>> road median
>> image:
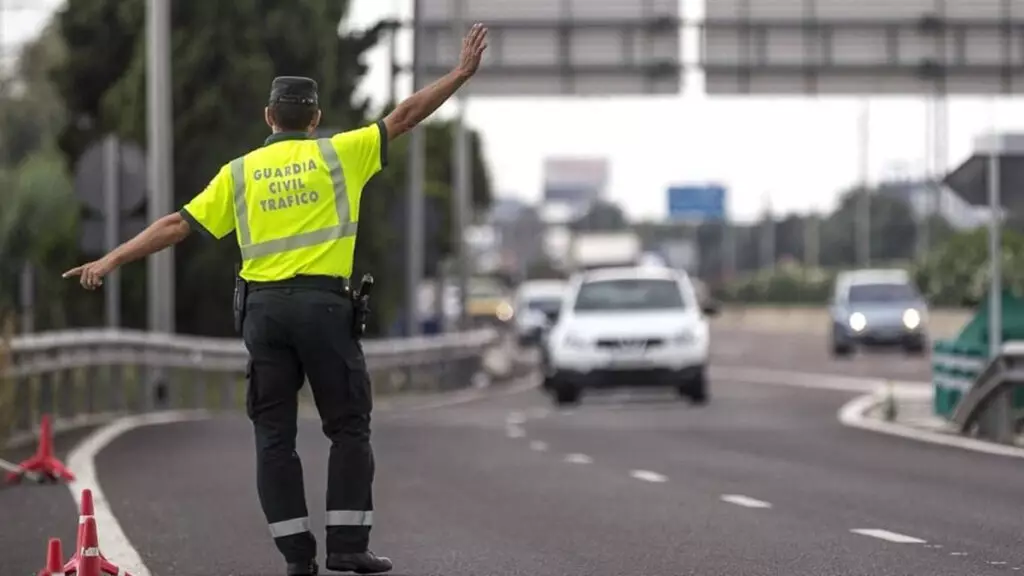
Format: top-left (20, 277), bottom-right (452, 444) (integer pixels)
top-left (713, 306), bottom-right (972, 339)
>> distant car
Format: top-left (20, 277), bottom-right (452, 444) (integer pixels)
top-left (512, 280), bottom-right (566, 346)
top-left (466, 277), bottom-right (514, 327)
top-left (542, 266), bottom-right (716, 406)
top-left (828, 269), bottom-right (929, 357)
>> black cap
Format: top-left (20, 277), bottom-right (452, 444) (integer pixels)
top-left (269, 76), bottom-right (318, 106)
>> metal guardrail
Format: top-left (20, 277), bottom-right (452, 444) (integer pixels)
top-left (949, 341), bottom-right (1024, 443)
top-left (0, 327), bottom-right (500, 447)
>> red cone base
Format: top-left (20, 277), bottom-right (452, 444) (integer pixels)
top-left (64, 490), bottom-right (133, 576)
top-left (38, 537), bottom-right (64, 576)
top-left (5, 415), bottom-right (75, 484)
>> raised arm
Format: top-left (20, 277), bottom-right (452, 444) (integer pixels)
top-left (382, 23), bottom-right (488, 141)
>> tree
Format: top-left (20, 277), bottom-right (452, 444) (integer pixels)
top-left (50, 0), bottom-right (387, 335)
top-left (0, 23), bottom-right (78, 325)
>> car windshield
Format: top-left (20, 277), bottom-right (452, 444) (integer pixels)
top-left (469, 281), bottom-right (504, 299)
top-left (848, 282), bottom-right (919, 303)
top-left (526, 297), bottom-right (562, 313)
top-left (573, 279), bottom-right (685, 311)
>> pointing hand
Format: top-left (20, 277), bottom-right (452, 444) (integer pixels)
top-left (63, 257), bottom-right (115, 290)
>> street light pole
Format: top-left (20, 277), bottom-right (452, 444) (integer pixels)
top-left (146, 0), bottom-right (175, 335)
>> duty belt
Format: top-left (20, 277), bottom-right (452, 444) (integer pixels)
top-left (247, 275), bottom-right (350, 294)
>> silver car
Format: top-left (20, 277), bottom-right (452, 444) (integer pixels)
top-left (828, 269), bottom-right (929, 357)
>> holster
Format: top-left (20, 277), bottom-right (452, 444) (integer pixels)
top-left (351, 292), bottom-right (370, 339)
top-left (233, 265), bottom-right (248, 334)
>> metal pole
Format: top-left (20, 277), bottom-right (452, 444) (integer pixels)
top-left (405, 0), bottom-right (425, 337)
top-left (805, 214), bottom-right (819, 267)
top-left (919, 98), bottom-right (933, 259)
top-left (18, 263), bottom-right (33, 333)
top-left (988, 148), bottom-right (1002, 360)
top-left (857, 99), bottom-right (871, 267)
top-left (452, 0), bottom-right (470, 330)
top-left (146, 0), bottom-right (174, 334)
top-left (103, 135), bottom-right (122, 328)
top-left (935, 95), bottom-right (949, 228)
top-left (453, 100), bottom-right (471, 330)
top-left (761, 193), bottom-right (774, 271)
top-left (146, 0), bottom-right (174, 410)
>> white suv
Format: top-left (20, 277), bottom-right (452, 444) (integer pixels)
top-left (543, 267), bottom-right (714, 406)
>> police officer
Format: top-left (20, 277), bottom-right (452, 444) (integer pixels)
top-left (62, 23), bottom-right (489, 576)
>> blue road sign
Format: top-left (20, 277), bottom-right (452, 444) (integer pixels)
top-left (667, 185), bottom-right (726, 222)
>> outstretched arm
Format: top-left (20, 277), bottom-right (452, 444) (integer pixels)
top-left (382, 23), bottom-right (488, 141)
top-left (63, 213), bottom-right (192, 290)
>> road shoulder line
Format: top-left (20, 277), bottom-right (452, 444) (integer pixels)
top-left (64, 410), bottom-right (212, 576)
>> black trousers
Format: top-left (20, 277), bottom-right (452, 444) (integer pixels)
top-left (242, 285), bottom-right (375, 563)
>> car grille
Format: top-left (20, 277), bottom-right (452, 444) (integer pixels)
top-left (595, 338), bottom-right (664, 349)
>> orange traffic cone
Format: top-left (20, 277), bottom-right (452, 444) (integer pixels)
top-left (37, 538), bottom-right (64, 576)
top-left (64, 489), bottom-right (133, 576)
top-left (5, 415), bottom-right (74, 484)
top-left (78, 517), bottom-right (102, 576)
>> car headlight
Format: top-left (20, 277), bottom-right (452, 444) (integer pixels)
top-left (562, 333), bottom-right (588, 348)
top-left (848, 312), bottom-right (867, 332)
top-left (902, 308), bottom-right (921, 330)
top-left (495, 301), bottom-right (514, 322)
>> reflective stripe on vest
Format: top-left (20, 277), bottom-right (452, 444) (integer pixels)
top-left (231, 138), bottom-right (359, 260)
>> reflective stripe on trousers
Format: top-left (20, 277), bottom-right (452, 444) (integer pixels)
top-left (268, 516), bottom-right (311, 538)
top-left (326, 510), bottom-right (374, 526)
top-left (231, 138), bottom-right (358, 261)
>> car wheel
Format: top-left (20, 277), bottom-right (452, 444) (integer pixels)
top-left (831, 335), bottom-right (853, 358)
top-left (903, 341), bottom-right (926, 356)
top-left (553, 385), bottom-right (581, 406)
top-left (678, 368), bottom-right (708, 405)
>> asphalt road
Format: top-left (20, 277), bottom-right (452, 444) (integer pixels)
top-left (5, 328), bottom-right (1023, 576)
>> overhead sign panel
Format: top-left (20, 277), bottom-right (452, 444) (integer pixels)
top-left (421, 0), bottom-right (683, 96)
top-left (702, 0), bottom-right (1024, 95)
top-left (667, 185), bottom-right (726, 222)
top-left (543, 157), bottom-right (608, 205)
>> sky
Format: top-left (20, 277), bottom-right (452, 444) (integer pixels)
top-left (6, 0), bottom-right (1024, 224)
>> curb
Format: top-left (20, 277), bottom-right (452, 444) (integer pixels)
top-left (837, 392), bottom-right (1024, 459)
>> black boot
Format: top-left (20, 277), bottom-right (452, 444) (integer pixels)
top-left (287, 560), bottom-right (319, 576)
top-left (325, 551), bottom-right (393, 574)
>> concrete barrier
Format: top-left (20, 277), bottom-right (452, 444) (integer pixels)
top-left (712, 306), bottom-right (973, 339)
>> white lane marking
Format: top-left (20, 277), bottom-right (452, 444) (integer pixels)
top-left (505, 411), bottom-right (526, 425)
top-left (838, 393), bottom-right (1024, 460)
top-left (564, 453), bottom-right (593, 464)
top-left (66, 410), bottom-right (211, 576)
top-left (505, 425), bottom-right (525, 438)
top-left (529, 441), bottom-right (548, 452)
top-left (850, 529), bottom-right (927, 544)
top-left (950, 552), bottom-right (968, 556)
top-left (720, 494), bottom-right (772, 509)
top-left (629, 470), bottom-right (668, 483)
top-left (558, 409), bottom-right (576, 416)
top-left (989, 561), bottom-right (1008, 566)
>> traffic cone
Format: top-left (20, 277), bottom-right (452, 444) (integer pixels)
top-left (4, 415), bottom-right (75, 484)
top-left (78, 517), bottom-right (103, 576)
top-left (64, 489), bottom-right (133, 576)
top-left (37, 538), bottom-right (64, 576)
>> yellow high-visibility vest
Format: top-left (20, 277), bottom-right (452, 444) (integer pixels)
top-left (181, 122), bottom-right (387, 282)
